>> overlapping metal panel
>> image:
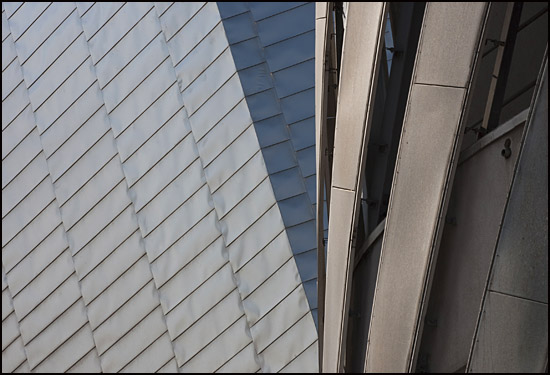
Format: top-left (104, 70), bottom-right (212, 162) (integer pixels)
top-left (2, 2), bottom-right (318, 372)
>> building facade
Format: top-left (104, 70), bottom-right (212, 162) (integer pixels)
top-left (317, 2), bottom-right (547, 373)
top-left (2, 2), bottom-right (318, 372)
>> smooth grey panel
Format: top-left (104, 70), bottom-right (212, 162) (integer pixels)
top-left (60, 156), bottom-right (123, 231)
top-left (143, 184), bottom-right (212, 257)
top-left (150, 212), bottom-right (220, 285)
top-left (122, 332), bottom-right (174, 373)
top-left (116, 83), bottom-right (183, 161)
top-left (220, 177), bottom-right (275, 245)
top-left (136, 159), bottom-right (203, 236)
top-left (230, 37), bottom-right (265, 70)
top-left (32, 324), bottom-right (99, 373)
top-left (19, 274), bottom-right (79, 345)
top-left (2, 33), bottom-right (17, 71)
top-left (286, 219), bottom-right (316, 255)
top-left (227, 204), bottom-right (285, 270)
top-left (238, 63), bottom-right (274, 96)
top-left (12, 3), bottom-right (75, 64)
top-left (159, 236), bottom-right (226, 312)
top-left (217, 2), bottom-right (248, 19)
top-left (296, 145), bottom-right (315, 177)
top-left (256, 3), bottom-right (313, 47)
top-left (245, 88), bottom-right (280, 122)
top-left (2, 53), bottom-right (23, 100)
top-left (24, 299), bottom-right (87, 369)
top-left (86, 258), bottom-right (151, 329)
top-left (278, 193), bottom-right (314, 227)
top-left (6, 224), bottom-right (66, 296)
top-left (94, 9), bottom-right (159, 87)
top-left (34, 57), bottom-right (95, 133)
top-left (75, 2), bottom-right (95, 17)
top-left (100, 306), bottom-right (166, 372)
top-left (79, 2), bottom-right (124, 38)
top-left (212, 151), bottom-right (267, 219)
top-left (196, 99), bottom-right (252, 166)
top-left (173, 22), bottom-right (228, 91)
top-left (13, 250), bottom-right (73, 321)
top-left (489, 68), bottom-right (548, 303)
top-left (86, 2), bottom-right (153, 63)
top-left (140, 162), bottom-right (205, 234)
top-left (158, 2), bottom-right (204, 42)
top-left (260, 313), bottom-right (317, 373)
top-left (122, 108), bottom-right (190, 187)
top-left (129, 132), bottom-right (198, 212)
top-left (263, 30), bottom-right (314, 72)
top-left (414, 2), bottom-right (486, 87)
top-left (182, 48), bottom-right (235, 115)
top-left (216, 342), bottom-right (260, 373)
top-left (273, 59), bottom-right (314, 99)
top-left (2, 82), bottom-right (29, 130)
top-left (166, 263), bottom-right (234, 340)
top-left (27, 34), bottom-right (89, 110)
top-left (2, 130), bottom-right (42, 191)
top-left (80, 231), bottom-right (143, 304)
top-left (20, 11), bottom-right (82, 87)
top-left (66, 181), bottom-right (130, 255)
top-left (469, 292), bottom-right (548, 373)
top-left (2, 6), bottom-right (10, 40)
top-left (2, 202), bottom-right (60, 273)
top-left (243, 257), bottom-right (301, 326)
top-left (102, 34), bottom-right (169, 113)
top-left (1, 153), bottom-right (48, 218)
top-left (250, 283), bottom-right (309, 352)
top-left (204, 125), bottom-right (260, 192)
top-left (108, 58), bottom-right (174, 136)
top-left (221, 11), bottom-right (255, 44)
top-left (262, 140), bottom-right (297, 175)
top-left (74, 205), bottom-right (137, 279)
top-left (247, 2), bottom-right (306, 21)
top-left (236, 231), bottom-right (291, 298)
top-left (7, 2), bottom-right (50, 41)
top-left (39, 82), bottom-right (103, 156)
top-left (253, 114), bottom-right (290, 148)
top-left (419, 123), bottom-right (525, 373)
top-left (173, 289), bottom-right (243, 366)
top-left (1, 336), bottom-right (27, 373)
top-left (162, 2), bottom-right (219, 65)
top-left (152, 2), bottom-right (173, 18)
top-left (93, 280), bottom-right (158, 355)
top-left (47, 108), bottom-right (110, 182)
top-left (180, 315), bottom-right (253, 373)
top-left (280, 340), bottom-right (318, 373)
top-left (188, 73), bottom-right (245, 140)
top-left (1, 106), bottom-right (34, 159)
top-left (270, 167), bottom-right (306, 201)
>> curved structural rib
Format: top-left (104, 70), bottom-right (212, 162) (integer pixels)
top-left (364, 3), bottom-right (489, 372)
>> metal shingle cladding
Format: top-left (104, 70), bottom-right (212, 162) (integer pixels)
top-left (2, 2), bottom-right (318, 372)
top-left (217, 2), bottom-right (318, 326)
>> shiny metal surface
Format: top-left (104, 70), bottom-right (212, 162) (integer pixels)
top-left (2, 2), bottom-right (318, 372)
